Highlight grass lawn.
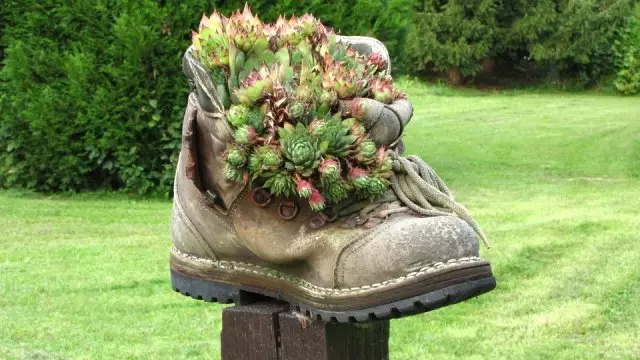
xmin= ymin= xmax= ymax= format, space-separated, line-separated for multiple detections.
xmin=1 ymin=85 xmax=639 ymax=359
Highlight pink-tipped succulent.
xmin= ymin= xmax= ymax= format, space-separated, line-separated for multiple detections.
xmin=369 ymin=76 xmax=397 ymax=104
xmin=348 ymin=166 xmax=370 ymax=189
xmin=235 ymin=66 xmax=274 ymax=105
xmin=348 ymin=98 xmax=367 ymax=119
xmin=234 ymin=125 xmax=257 ymax=145
xmin=376 ymin=147 xmax=393 ymax=176
xmin=295 ymin=177 xmax=314 ymax=198
xmin=297 ymin=14 xmax=318 ymax=37
xmin=192 ymin=11 xmax=230 ymax=68
xmin=319 ymin=158 xmax=340 ymax=181
xmin=367 ymin=52 xmax=388 ymax=74
xmin=350 ymin=122 xmax=367 ymax=139
xmin=199 ymin=10 xmax=227 ymax=35
xmin=323 ymin=66 xmax=362 ymax=99
xmin=226 ymin=4 xmax=268 ymax=53
xmin=308 ymin=188 xmax=326 ymax=211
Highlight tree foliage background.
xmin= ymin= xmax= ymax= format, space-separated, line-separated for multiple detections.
xmin=0 ymin=0 xmax=638 ymax=196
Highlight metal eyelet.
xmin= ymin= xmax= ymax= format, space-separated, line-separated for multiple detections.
xmin=278 ymin=200 xmax=299 ymax=220
xmin=251 ymin=188 xmax=273 ymax=208
xmin=308 ymin=213 xmax=329 ymax=229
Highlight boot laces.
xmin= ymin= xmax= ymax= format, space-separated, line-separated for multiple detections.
xmin=329 ymin=150 xmax=490 ymax=248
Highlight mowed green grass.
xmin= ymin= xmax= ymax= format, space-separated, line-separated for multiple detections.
xmin=1 ymin=85 xmax=639 ymax=359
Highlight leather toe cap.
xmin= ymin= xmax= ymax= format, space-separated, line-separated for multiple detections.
xmin=336 ymin=215 xmax=480 ymax=288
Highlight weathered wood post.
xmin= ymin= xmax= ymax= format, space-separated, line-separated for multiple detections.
xmin=221 ymin=299 xmax=390 ymax=360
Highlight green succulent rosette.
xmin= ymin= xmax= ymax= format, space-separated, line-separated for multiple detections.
xmin=192 ymin=5 xmax=406 ymax=211
xmin=280 ymin=123 xmax=323 ymax=177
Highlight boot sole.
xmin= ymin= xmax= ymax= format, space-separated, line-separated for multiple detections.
xmin=170 ymin=248 xmax=495 ymax=323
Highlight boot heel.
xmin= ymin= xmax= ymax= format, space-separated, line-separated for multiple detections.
xmin=171 ymin=269 xmax=267 ymax=305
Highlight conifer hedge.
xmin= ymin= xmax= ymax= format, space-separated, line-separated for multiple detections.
xmin=0 ymin=0 xmax=636 ymax=195
xmin=407 ymin=0 xmax=637 ymax=84
xmin=0 ymin=0 xmax=411 ymax=195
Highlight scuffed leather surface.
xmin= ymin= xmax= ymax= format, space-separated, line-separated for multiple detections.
xmin=172 ymin=95 xmax=255 ymax=262
xmin=336 ymin=216 xmax=480 ymax=287
xmin=230 ymin=190 xmax=371 ymax=287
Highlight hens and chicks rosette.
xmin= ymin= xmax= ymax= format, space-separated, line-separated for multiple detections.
xmin=191 ymin=5 xmax=406 ymax=211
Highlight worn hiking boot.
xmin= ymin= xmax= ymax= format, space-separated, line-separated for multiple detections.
xmin=170 ymin=37 xmax=495 ymax=322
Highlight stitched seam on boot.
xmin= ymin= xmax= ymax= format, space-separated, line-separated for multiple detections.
xmin=175 ymin=155 xmax=237 ymax=235
xmin=334 ymin=220 xmax=395 ymax=286
xmin=173 ymin=247 xmax=484 ymax=295
xmin=182 ymin=95 xmax=238 ymax=235
xmin=174 ymin=193 xmax=219 ymax=261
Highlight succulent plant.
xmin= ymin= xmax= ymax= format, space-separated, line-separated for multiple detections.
xmin=318 ymin=89 xmax=337 ymax=107
xmin=295 ymin=177 xmax=314 ymax=198
xmin=323 ymin=65 xmax=362 ymax=99
xmin=234 ymin=125 xmax=256 ymax=145
xmin=249 ymin=145 xmax=282 ymax=173
xmin=297 ymin=14 xmax=318 ymax=37
xmin=280 ymin=123 xmax=323 ymax=177
xmin=348 ymin=98 xmax=367 ymax=119
xmin=319 ymin=180 xmax=349 ymax=204
xmin=228 ymin=104 xmax=250 ymax=127
xmin=192 ymin=11 xmax=230 ymax=69
xmin=225 ymin=145 xmax=247 ymax=167
xmin=227 ymin=4 xmax=269 ymax=54
xmin=356 ymin=139 xmax=377 ymax=164
xmin=224 ymin=163 xmax=245 ymax=182
xmin=263 ymin=171 xmax=296 ymax=197
xmin=375 ymin=147 xmax=393 ymax=177
xmin=287 ymin=101 xmax=305 ymax=120
xmin=311 ymin=115 xmax=357 ymax=157
xmin=260 ymin=145 xmax=282 ymax=168
xmin=367 ymin=52 xmax=388 ymax=74
xmin=350 ymin=121 xmax=367 ymax=139
xmin=235 ymin=69 xmax=267 ymax=105
xmin=199 ymin=6 xmax=407 ymax=211
xmin=363 ymin=175 xmax=388 ymax=200
xmin=308 ymin=188 xmax=326 ymax=211
xmin=369 ymin=76 xmax=404 ymax=104
xmin=348 ymin=167 xmax=370 ymax=188
xmin=318 ymin=158 xmax=340 ymax=182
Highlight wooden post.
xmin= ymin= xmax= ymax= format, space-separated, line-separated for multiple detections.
xmin=221 ymin=300 xmax=390 ymax=360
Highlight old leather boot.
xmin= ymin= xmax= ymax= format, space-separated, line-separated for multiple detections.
xmin=171 ymin=37 xmax=495 ymax=322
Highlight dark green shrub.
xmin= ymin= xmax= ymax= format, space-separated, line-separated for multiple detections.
xmin=406 ymin=0 xmax=498 ymax=79
xmin=613 ymin=6 xmax=640 ymax=94
xmin=0 ymin=0 xmax=218 ymax=195
xmin=0 ymin=0 xmax=412 ymax=196
xmin=497 ymin=0 xmax=636 ymax=85
xmin=406 ymin=0 xmax=636 ymax=85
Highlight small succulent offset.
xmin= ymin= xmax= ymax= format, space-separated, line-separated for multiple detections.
xmin=193 ymin=4 xmax=405 ymax=211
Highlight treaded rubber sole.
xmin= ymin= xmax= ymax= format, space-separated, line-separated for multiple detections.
xmin=171 ymin=269 xmax=496 ymax=323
